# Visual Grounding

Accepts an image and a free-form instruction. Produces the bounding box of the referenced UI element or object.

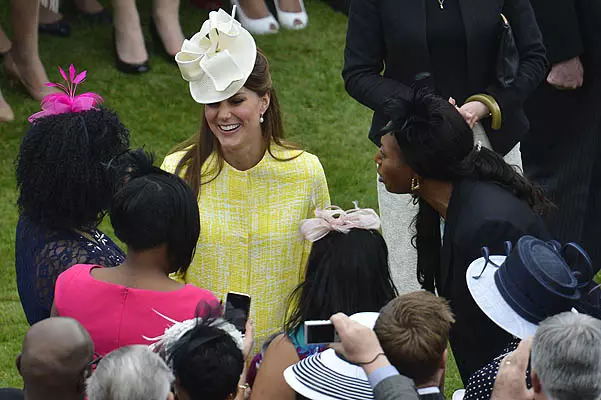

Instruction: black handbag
[496,14,519,88]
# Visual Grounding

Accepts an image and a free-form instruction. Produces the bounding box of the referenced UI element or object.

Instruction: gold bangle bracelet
[465,94,502,130]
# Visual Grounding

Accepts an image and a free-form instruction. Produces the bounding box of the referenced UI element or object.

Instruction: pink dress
[54,264,219,355]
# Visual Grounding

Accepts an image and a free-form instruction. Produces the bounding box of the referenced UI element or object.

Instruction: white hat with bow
[175,7,257,104]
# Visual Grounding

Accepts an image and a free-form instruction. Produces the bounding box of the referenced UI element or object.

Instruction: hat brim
[466,255,538,339]
[284,349,374,400]
[452,389,465,400]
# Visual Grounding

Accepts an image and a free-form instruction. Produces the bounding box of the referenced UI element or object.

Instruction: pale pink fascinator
[300,202,381,243]
[28,64,103,123]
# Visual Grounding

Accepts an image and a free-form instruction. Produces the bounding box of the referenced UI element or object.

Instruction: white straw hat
[283,312,379,400]
[175,7,257,104]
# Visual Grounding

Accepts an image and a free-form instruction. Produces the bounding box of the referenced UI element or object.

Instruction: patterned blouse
[161,145,330,346]
[15,216,125,325]
[464,339,528,400]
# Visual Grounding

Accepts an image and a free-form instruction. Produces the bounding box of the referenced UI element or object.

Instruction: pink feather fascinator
[28,64,103,123]
[300,202,381,243]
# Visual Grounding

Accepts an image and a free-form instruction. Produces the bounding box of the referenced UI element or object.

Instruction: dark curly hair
[16,108,130,230]
[381,90,553,291]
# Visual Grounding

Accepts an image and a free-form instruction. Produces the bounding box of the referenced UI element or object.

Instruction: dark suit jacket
[374,375,419,400]
[529,0,601,67]
[438,179,549,383]
[343,0,548,155]
[524,0,601,144]
[0,389,24,400]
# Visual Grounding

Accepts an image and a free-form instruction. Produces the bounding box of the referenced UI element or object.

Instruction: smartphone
[224,292,251,334]
[304,320,340,345]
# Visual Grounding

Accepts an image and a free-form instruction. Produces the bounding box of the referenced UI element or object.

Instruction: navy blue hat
[467,235,596,338]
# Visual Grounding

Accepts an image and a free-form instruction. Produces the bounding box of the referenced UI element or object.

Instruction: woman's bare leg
[152,0,184,56]
[38,4,63,24]
[74,0,104,13]
[238,0,271,19]
[6,0,54,100]
[113,0,148,64]
[0,24,11,53]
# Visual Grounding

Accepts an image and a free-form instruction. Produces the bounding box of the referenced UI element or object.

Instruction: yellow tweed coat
[161,146,330,345]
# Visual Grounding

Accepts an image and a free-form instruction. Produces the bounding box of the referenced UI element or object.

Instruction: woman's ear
[531,369,543,394]
[261,92,271,115]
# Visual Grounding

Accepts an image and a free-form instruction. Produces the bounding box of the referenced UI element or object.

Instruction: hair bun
[105,148,163,194]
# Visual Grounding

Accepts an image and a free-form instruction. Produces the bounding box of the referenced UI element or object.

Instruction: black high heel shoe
[112,29,150,74]
[149,17,178,64]
[39,19,71,37]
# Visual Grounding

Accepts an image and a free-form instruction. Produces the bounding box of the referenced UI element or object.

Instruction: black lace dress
[15,216,125,325]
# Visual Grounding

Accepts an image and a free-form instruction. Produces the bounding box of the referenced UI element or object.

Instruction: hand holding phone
[224,292,251,334]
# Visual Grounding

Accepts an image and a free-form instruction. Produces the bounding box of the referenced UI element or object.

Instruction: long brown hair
[169,48,300,198]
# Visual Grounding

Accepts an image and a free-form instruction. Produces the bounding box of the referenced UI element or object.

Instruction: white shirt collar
[417,387,441,395]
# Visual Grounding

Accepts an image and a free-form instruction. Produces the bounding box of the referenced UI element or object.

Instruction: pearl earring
[259,114,264,123]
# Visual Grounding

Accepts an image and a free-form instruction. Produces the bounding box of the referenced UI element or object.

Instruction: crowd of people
[2,0,601,399]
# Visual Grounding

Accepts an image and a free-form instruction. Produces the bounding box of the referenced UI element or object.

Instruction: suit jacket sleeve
[374,375,420,400]
[485,0,549,113]
[529,0,583,64]
[342,0,413,115]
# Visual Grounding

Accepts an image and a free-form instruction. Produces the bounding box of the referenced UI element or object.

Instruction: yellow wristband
[465,94,502,130]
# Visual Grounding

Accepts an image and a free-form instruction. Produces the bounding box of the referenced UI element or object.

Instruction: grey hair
[87,345,174,400]
[531,312,601,400]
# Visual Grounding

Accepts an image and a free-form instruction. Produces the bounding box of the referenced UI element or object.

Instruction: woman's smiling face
[204,87,270,151]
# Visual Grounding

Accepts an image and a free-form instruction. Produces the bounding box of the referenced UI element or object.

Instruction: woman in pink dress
[52,150,219,355]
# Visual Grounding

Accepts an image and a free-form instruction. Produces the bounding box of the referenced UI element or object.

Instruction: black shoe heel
[112,30,150,74]
[39,19,71,37]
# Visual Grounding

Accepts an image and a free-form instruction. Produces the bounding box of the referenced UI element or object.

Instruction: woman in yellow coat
[161,8,330,345]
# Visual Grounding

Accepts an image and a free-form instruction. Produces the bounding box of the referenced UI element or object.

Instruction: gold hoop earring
[411,177,421,192]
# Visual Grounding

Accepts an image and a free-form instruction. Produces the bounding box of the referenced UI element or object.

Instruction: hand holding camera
[327,313,385,367]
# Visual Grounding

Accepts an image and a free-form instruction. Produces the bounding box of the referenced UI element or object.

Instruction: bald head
[18,317,94,400]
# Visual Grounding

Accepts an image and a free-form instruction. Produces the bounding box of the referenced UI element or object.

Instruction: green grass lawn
[0,0,459,394]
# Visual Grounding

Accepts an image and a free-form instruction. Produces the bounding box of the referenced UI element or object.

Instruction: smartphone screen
[305,322,338,345]
[224,292,251,334]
